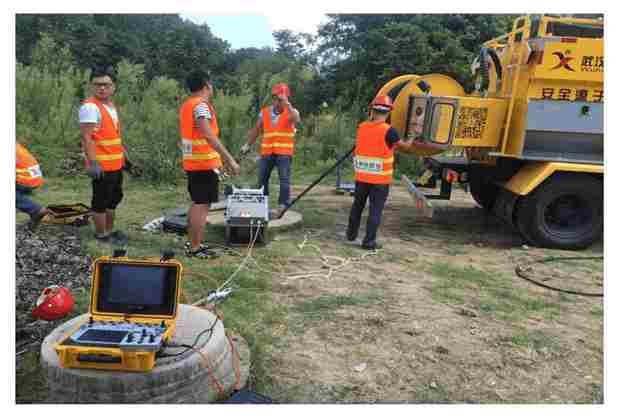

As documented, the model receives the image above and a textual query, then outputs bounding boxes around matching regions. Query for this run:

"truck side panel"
[503,161,603,195]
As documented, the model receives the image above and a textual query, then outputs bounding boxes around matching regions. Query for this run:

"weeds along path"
[257,185,603,403]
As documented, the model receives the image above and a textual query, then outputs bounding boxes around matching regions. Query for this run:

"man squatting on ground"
[346,95,442,250]
[241,83,301,217]
[79,67,128,244]
[16,141,52,229]
[180,71,240,258]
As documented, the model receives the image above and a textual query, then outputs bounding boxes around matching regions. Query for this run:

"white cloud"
[264,11,328,34]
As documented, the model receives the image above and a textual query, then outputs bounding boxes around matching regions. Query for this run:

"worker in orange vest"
[78,66,128,244]
[180,70,240,258]
[242,83,301,217]
[346,95,436,250]
[16,142,52,229]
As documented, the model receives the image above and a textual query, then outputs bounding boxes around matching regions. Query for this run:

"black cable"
[515,256,604,297]
[278,145,356,219]
[157,314,220,359]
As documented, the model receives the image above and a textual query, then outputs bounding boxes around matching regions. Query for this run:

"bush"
[16,34,424,185]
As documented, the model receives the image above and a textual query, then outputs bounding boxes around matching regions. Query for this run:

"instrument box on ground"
[54,256,183,372]
[44,203,91,226]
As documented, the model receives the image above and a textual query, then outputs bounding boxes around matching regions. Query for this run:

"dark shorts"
[187,170,219,205]
[91,170,124,213]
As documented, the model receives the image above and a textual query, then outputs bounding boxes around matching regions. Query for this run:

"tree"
[316,14,516,105]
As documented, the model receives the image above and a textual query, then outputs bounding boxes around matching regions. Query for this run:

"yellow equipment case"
[44,203,91,226]
[54,255,183,372]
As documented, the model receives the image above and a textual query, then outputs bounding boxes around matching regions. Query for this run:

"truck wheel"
[516,174,603,250]
[469,168,498,211]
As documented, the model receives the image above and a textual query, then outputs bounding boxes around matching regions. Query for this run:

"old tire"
[515,173,603,250]
[40,305,250,403]
[469,166,499,211]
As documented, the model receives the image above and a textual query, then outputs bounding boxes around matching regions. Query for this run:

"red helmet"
[271,83,291,97]
[371,95,393,112]
[31,286,75,321]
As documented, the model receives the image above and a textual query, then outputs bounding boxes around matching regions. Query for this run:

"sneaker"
[184,241,211,251]
[28,208,51,230]
[346,229,357,242]
[361,242,383,251]
[185,244,217,259]
[109,230,128,245]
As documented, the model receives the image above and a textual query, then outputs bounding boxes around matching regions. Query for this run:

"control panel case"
[54,256,183,372]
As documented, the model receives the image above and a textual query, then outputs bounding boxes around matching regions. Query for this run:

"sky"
[181,13,328,50]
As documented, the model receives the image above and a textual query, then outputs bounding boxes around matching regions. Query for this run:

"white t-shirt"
[78,102,119,129]
[193,102,212,128]
[258,106,282,127]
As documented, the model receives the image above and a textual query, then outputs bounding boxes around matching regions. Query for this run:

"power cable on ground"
[515,255,604,297]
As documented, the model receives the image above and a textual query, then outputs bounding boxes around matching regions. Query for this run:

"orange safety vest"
[260,106,295,156]
[82,98,125,172]
[16,143,44,188]
[179,97,223,172]
[353,121,395,185]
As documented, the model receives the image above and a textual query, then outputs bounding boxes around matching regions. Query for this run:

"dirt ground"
[255,183,604,403]
[15,180,603,404]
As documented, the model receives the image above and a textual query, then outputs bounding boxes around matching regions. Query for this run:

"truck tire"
[469,167,498,211]
[515,173,603,250]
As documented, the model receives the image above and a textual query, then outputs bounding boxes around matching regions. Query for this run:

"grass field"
[15,169,604,403]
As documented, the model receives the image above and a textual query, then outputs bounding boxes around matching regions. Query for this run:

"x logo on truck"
[551,51,576,72]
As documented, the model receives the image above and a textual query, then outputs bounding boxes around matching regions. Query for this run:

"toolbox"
[43,203,91,226]
[54,255,183,372]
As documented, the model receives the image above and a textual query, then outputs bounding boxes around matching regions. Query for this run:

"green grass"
[505,330,555,351]
[15,174,310,398]
[590,307,604,317]
[427,262,562,321]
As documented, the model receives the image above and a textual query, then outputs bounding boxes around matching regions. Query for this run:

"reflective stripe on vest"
[83,98,124,172]
[354,121,394,185]
[260,106,295,156]
[16,144,44,188]
[180,97,222,172]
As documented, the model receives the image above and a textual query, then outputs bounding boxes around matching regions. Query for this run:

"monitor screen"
[96,263,178,315]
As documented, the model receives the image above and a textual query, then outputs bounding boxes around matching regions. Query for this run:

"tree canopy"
[16,13,517,112]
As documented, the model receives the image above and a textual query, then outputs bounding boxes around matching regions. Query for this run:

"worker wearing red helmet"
[242,83,301,217]
[346,95,418,250]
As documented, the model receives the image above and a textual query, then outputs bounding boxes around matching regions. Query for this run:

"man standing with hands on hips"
[241,83,301,218]
[79,66,127,244]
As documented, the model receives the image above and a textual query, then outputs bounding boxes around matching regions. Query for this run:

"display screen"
[96,263,178,315]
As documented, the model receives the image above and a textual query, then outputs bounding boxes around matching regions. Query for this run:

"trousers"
[346,181,390,245]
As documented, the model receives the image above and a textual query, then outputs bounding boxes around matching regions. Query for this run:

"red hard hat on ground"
[371,95,393,112]
[272,83,291,97]
[31,286,75,321]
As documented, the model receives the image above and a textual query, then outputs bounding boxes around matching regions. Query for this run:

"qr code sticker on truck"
[456,107,488,139]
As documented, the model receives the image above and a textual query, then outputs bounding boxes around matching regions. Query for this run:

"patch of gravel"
[15,223,92,352]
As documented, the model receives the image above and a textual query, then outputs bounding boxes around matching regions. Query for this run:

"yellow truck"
[377,15,603,250]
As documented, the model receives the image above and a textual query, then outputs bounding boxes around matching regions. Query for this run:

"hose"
[278,145,356,219]
[515,256,603,297]
[478,47,502,93]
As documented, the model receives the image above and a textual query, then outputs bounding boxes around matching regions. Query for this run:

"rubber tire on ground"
[515,173,603,250]
[469,166,499,211]
[40,305,250,403]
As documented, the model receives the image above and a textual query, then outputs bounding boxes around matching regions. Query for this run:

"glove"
[86,160,104,180]
[240,143,250,155]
